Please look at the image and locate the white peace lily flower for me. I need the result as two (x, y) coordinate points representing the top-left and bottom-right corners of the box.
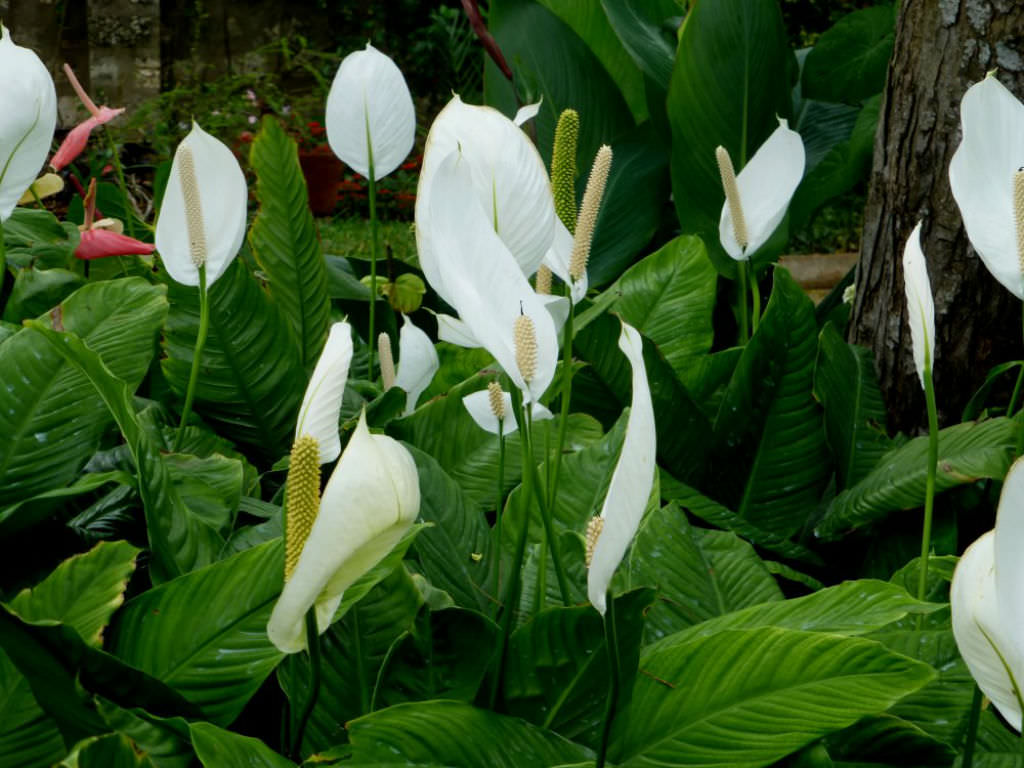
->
(325, 42), (415, 180)
(902, 222), (935, 389)
(587, 321), (656, 615)
(949, 74), (1024, 299)
(542, 218), (588, 305)
(295, 322), (354, 464)
(951, 457), (1024, 731)
(154, 122), (247, 287)
(416, 94), (555, 307)
(393, 314), (439, 415)
(426, 150), (559, 403)
(267, 409), (421, 654)
(0, 23), (57, 221)
(462, 389), (553, 435)
(718, 118), (805, 261)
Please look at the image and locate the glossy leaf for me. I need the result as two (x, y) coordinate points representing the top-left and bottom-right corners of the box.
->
(190, 722), (294, 768)
(801, 6), (895, 104)
(1, 268), (84, 324)
(0, 649), (64, 768)
(600, 0), (680, 90)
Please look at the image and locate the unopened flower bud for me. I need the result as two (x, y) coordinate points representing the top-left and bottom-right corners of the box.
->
(514, 313), (538, 384)
(284, 435), (321, 581)
(551, 109), (579, 232)
(585, 516), (604, 568)
(716, 146), (748, 251)
(378, 332), (396, 390)
(535, 265), (553, 295)
(488, 380), (506, 421)
(177, 146), (208, 269)
(569, 145), (612, 282)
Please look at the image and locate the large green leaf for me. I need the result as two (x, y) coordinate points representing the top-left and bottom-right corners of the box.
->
(97, 699), (194, 768)
(815, 417), (1015, 540)
(2, 207), (78, 270)
(0, 278), (166, 506)
(26, 321), (224, 582)
(666, 0), (794, 275)
(600, 0), (681, 90)
(161, 259), (306, 458)
(708, 268), (828, 537)
(190, 722), (294, 768)
(9, 540), (140, 647)
(801, 5), (895, 105)
(628, 502), (781, 644)
(618, 627), (934, 767)
(643, 579), (941, 657)
(610, 235), (717, 384)
(248, 116), (330, 370)
(0, 649), (64, 768)
(814, 322), (891, 491)
(346, 700), (594, 766)
(108, 540), (284, 725)
(1, 268), (84, 324)
(72, 732), (157, 768)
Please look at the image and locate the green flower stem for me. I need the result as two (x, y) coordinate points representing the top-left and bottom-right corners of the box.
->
(290, 607), (322, 760)
(493, 418), (506, 619)
(547, 308), (575, 512)
(595, 590), (620, 768)
(173, 264), (209, 451)
(525, 405), (570, 606)
(736, 261), (750, 345)
(916, 364), (939, 612)
(366, 124), (379, 379)
(105, 127), (136, 240)
(960, 685), (982, 768)
(352, 604), (370, 714)
(750, 267), (761, 334)
(0, 216), (6, 294)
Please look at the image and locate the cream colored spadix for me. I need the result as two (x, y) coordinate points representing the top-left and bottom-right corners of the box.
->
(587, 321), (656, 615)
(951, 457), (1024, 731)
(295, 322), (354, 464)
(155, 123), (247, 286)
(267, 409), (420, 653)
(902, 222), (935, 389)
(462, 389), (553, 435)
(0, 23), (57, 221)
(949, 74), (1024, 299)
(717, 118), (805, 261)
(326, 43), (415, 181)
(393, 313), (439, 415)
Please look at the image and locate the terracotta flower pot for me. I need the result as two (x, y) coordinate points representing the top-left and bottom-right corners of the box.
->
(299, 150), (343, 216)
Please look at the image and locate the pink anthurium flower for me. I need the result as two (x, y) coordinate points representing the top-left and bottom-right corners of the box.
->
(75, 229), (154, 260)
(50, 64), (125, 172)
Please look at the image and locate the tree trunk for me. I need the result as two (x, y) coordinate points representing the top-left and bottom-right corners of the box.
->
(850, 0), (1024, 434)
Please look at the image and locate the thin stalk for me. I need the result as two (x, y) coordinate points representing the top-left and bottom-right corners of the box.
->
(960, 685), (982, 768)
(173, 265), (209, 451)
(352, 605), (370, 714)
(365, 122), (379, 378)
(493, 419), (506, 618)
(736, 261), (750, 345)
(1008, 366), (1024, 418)
(0, 216), (6, 294)
(750, 266), (761, 334)
(290, 608), (322, 761)
(916, 364), (939, 613)
(595, 590), (620, 768)
(525, 405), (570, 606)
(547, 309), (575, 511)
(105, 127), (136, 240)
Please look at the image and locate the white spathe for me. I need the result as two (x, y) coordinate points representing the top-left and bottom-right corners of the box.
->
(0, 24), (57, 221)
(416, 95), (555, 306)
(543, 218), (588, 305)
(462, 389), (553, 435)
(295, 322), (354, 463)
(902, 222), (935, 389)
(427, 150), (559, 402)
(949, 74), (1024, 299)
(394, 314), (439, 415)
(326, 43), (415, 181)
(154, 123), (247, 287)
(951, 457), (1024, 731)
(718, 118), (805, 261)
(587, 321), (656, 615)
(267, 409), (421, 653)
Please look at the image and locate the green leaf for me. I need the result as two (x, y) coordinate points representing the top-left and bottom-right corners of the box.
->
(164, 453), (243, 537)
(2, 207), (78, 270)
(815, 417), (1015, 540)
(666, 0), (793, 275)
(0, 470), (135, 537)
(25, 321), (224, 582)
(161, 259), (306, 458)
(618, 627), (935, 767)
(73, 732), (157, 768)
(248, 116), (330, 370)
(0, 278), (166, 507)
(1, 268), (84, 324)
(347, 700), (595, 766)
(190, 721), (294, 768)
(644, 579), (942, 657)
(97, 699), (195, 768)
(814, 322), (891, 491)
(108, 540), (285, 725)
(600, 0), (680, 90)
(628, 503), (781, 644)
(503, 589), (654, 747)
(0, 649), (64, 768)
(708, 268), (828, 537)
(801, 6), (895, 104)
(826, 714), (954, 767)
(611, 235), (717, 383)
(9, 540), (140, 647)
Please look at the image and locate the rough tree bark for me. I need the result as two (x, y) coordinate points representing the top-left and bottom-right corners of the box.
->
(851, 0), (1024, 433)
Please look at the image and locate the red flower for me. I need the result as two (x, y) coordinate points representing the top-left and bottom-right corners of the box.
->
(50, 64), (125, 171)
(75, 229), (155, 260)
